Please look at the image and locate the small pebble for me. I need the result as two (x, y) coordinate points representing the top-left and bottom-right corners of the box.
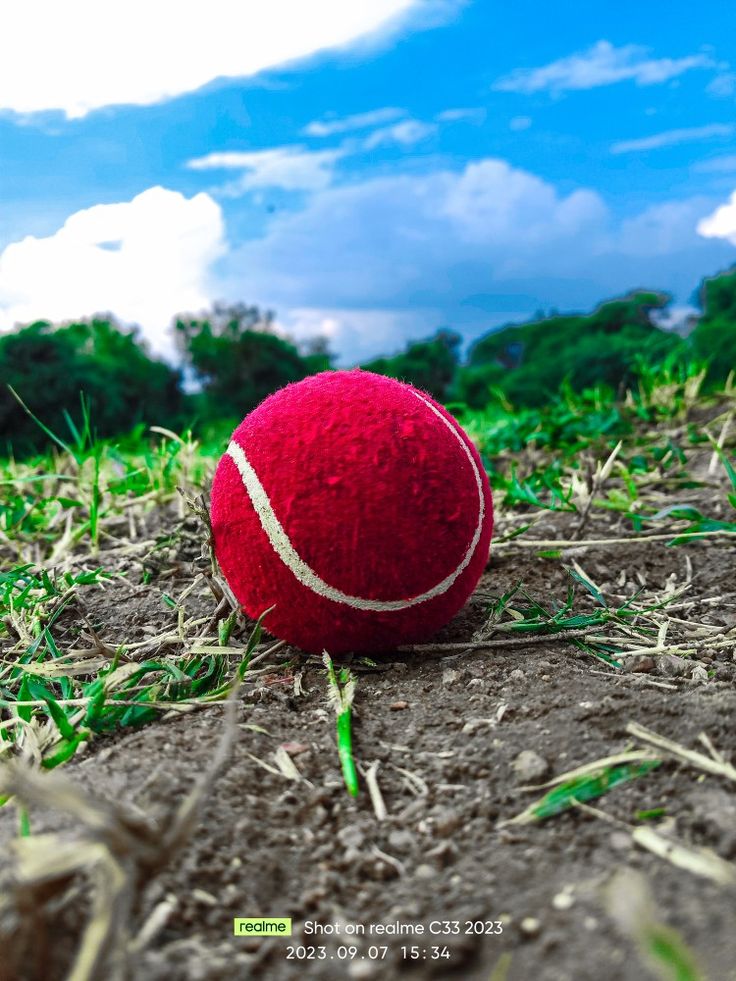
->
(349, 961), (382, 979)
(658, 654), (688, 678)
(387, 830), (415, 851)
(311, 805), (329, 826)
(280, 742), (309, 756)
(624, 656), (655, 674)
(389, 700), (409, 711)
(337, 826), (364, 850)
(552, 890), (575, 911)
(520, 917), (541, 936)
(462, 718), (491, 734)
(432, 809), (463, 837)
(512, 750), (550, 783)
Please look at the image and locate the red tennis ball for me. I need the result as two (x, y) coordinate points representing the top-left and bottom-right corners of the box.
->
(210, 369), (493, 653)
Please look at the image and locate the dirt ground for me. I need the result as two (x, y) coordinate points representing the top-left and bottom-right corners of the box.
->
(2, 509), (735, 981)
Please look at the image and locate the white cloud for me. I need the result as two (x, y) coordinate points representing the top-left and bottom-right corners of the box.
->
(277, 306), (431, 362)
(651, 304), (699, 335)
(611, 123), (734, 154)
(617, 198), (719, 256)
(707, 72), (736, 98)
(303, 107), (405, 137)
(509, 116), (532, 131)
(218, 159), (612, 346)
(186, 115), (438, 197)
(696, 154), (736, 173)
(0, 187), (225, 357)
(436, 107), (486, 124)
(0, 1), (418, 118)
(440, 160), (607, 250)
(185, 121), (436, 199)
(698, 191), (736, 245)
(187, 146), (343, 192)
(216, 157), (734, 362)
(494, 40), (714, 95)
(362, 119), (436, 149)
(3, 161), (727, 369)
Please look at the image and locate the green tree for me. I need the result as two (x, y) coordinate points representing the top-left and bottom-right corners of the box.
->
(0, 318), (183, 456)
(691, 267), (736, 382)
(175, 303), (330, 420)
(300, 334), (335, 375)
(361, 329), (462, 401)
(453, 362), (507, 409)
(466, 292), (684, 406)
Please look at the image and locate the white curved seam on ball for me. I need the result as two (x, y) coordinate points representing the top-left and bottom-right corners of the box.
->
(225, 389), (485, 612)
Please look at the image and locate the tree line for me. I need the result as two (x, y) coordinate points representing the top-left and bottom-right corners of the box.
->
(1, 267), (735, 456)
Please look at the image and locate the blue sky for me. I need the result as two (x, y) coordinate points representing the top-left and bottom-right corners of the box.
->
(1, 0), (735, 363)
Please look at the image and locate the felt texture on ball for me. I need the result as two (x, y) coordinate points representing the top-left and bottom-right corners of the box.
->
(210, 369), (493, 653)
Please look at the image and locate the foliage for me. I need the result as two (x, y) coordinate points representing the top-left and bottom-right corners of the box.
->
(0, 318), (183, 457)
(175, 302), (332, 422)
(453, 361), (508, 408)
(508, 759), (661, 823)
(361, 328), (461, 400)
(1, 271), (735, 455)
(691, 266), (736, 383)
(462, 292), (686, 407)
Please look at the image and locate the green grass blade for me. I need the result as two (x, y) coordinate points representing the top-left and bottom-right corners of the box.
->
(509, 759), (661, 824)
(323, 654), (359, 797)
(7, 385), (77, 461)
(646, 924), (703, 981)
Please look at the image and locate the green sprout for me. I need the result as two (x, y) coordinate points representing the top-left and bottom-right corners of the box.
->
(323, 652), (359, 798)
